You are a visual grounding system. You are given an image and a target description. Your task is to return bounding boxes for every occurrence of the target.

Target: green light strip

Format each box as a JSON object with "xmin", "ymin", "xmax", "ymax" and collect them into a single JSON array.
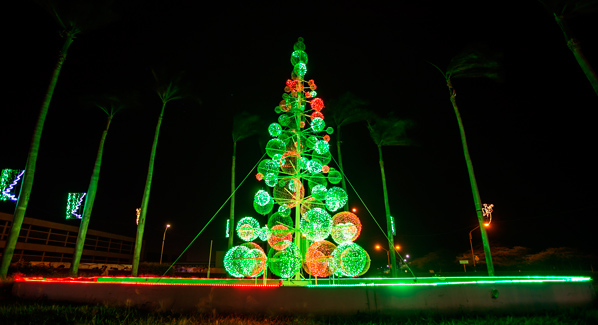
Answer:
[{"xmin": 305, "ymin": 276, "xmax": 592, "ymax": 288}]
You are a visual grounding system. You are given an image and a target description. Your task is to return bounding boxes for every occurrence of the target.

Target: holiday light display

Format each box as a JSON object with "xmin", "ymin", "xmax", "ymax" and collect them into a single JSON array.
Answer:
[
  {"xmin": 66, "ymin": 192, "xmax": 86, "ymax": 219},
  {"xmin": 0, "ymin": 169, "xmax": 24, "ymax": 201},
  {"xmin": 224, "ymin": 38, "xmax": 370, "ymax": 279}
]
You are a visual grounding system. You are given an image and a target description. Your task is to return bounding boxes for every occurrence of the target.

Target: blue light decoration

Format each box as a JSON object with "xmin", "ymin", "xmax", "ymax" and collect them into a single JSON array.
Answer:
[
  {"xmin": 0, "ymin": 169, "xmax": 25, "ymax": 201},
  {"xmin": 66, "ymin": 192, "xmax": 86, "ymax": 219}
]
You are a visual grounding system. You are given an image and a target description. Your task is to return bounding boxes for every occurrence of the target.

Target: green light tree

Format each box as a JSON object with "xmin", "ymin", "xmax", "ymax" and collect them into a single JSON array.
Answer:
[
  {"xmin": 0, "ymin": 1, "xmax": 117, "ymax": 278},
  {"xmin": 367, "ymin": 114, "xmax": 413, "ymax": 278},
  {"xmin": 228, "ymin": 112, "xmax": 262, "ymax": 249},
  {"xmin": 429, "ymin": 48, "xmax": 501, "ymax": 276},
  {"xmin": 326, "ymin": 92, "xmax": 372, "ymax": 207},
  {"xmin": 132, "ymin": 71, "xmax": 184, "ymax": 277},
  {"xmin": 539, "ymin": 0, "xmax": 598, "ymax": 96},
  {"xmin": 223, "ymin": 38, "xmax": 371, "ymax": 280},
  {"xmin": 70, "ymin": 98, "xmax": 123, "ymax": 276}
]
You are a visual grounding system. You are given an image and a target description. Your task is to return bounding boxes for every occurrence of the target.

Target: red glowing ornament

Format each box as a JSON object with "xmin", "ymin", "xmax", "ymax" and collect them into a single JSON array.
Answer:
[
  {"xmin": 310, "ymin": 111, "xmax": 324, "ymax": 121},
  {"xmin": 322, "ymin": 165, "xmax": 330, "ymax": 173},
  {"xmin": 323, "ymin": 135, "xmax": 330, "ymax": 142},
  {"xmin": 305, "ymin": 91, "xmax": 312, "ymax": 98},
  {"xmin": 300, "ymin": 120, "xmax": 306, "ymax": 128},
  {"xmin": 311, "ymin": 98, "xmax": 324, "ymax": 111},
  {"xmin": 256, "ymin": 173, "xmax": 264, "ymax": 181}
]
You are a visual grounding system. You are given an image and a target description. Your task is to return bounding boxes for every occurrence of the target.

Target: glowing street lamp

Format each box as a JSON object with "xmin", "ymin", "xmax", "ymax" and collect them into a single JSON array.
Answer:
[
  {"xmin": 160, "ymin": 224, "xmax": 171, "ymax": 264},
  {"xmin": 469, "ymin": 203, "xmax": 493, "ymax": 269},
  {"xmin": 376, "ymin": 244, "xmax": 401, "ymax": 274}
]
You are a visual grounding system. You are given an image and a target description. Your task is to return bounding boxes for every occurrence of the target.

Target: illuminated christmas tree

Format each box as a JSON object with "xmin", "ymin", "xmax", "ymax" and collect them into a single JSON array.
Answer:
[{"xmin": 224, "ymin": 38, "xmax": 370, "ymax": 280}]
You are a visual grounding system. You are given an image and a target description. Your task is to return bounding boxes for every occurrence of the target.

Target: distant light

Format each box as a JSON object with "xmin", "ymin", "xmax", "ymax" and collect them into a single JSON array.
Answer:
[
  {"xmin": 352, "ymin": 208, "xmax": 357, "ymax": 212},
  {"xmin": 406, "ymin": 254, "xmax": 410, "ymax": 258},
  {"xmin": 395, "ymin": 245, "xmax": 401, "ymax": 251},
  {"xmin": 166, "ymin": 224, "xmax": 171, "ymax": 228},
  {"xmin": 375, "ymin": 245, "xmax": 381, "ymax": 250}
]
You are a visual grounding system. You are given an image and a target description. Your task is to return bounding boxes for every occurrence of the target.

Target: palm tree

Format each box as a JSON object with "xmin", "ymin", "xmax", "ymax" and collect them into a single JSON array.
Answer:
[
  {"xmin": 0, "ymin": 1, "xmax": 117, "ymax": 278},
  {"xmin": 326, "ymin": 92, "xmax": 372, "ymax": 207},
  {"xmin": 228, "ymin": 112, "xmax": 261, "ymax": 249},
  {"xmin": 131, "ymin": 71, "xmax": 185, "ymax": 277},
  {"xmin": 429, "ymin": 48, "xmax": 501, "ymax": 276},
  {"xmin": 367, "ymin": 114, "xmax": 413, "ymax": 278},
  {"xmin": 539, "ymin": 0, "xmax": 598, "ymax": 96},
  {"xmin": 70, "ymin": 98, "xmax": 123, "ymax": 277}
]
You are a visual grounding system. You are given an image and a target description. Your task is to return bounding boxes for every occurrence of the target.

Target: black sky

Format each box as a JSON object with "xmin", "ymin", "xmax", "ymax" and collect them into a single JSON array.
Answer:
[{"xmin": 2, "ymin": 1, "xmax": 597, "ymax": 270}]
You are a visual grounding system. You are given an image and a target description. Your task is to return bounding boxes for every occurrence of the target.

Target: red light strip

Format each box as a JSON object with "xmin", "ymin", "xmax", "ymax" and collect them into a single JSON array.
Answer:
[{"xmin": 15, "ymin": 277, "xmax": 281, "ymax": 287}]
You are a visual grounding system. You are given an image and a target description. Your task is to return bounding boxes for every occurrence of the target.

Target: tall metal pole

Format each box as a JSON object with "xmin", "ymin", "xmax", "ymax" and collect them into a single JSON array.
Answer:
[{"xmin": 160, "ymin": 224, "xmax": 170, "ymax": 264}]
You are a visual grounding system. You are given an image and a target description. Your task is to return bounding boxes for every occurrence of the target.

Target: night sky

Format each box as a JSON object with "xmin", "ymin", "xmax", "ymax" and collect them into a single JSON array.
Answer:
[{"xmin": 2, "ymin": 1, "xmax": 596, "ymax": 270}]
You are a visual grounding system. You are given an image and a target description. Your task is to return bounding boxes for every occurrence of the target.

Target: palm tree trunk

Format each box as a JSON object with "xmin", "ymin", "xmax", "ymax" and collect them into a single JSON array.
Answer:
[
  {"xmin": 448, "ymin": 80, "xmax": 495, "ymax": 276},
  {"xmin": 554, "ymin": 14, "xmax": 598, "ymax": 97},
  {"xmin": 228, "ymin": 141, "xmax": 237, "ymax": 249},
  {"xmin": 132, "ymin": 102, "xmax": 166, "ymax": 276},
  {"xmin": 0, "ymin": 32, "xmax": 75, "ymax": 278},
  {"xmin": 378, "ymin": 145, "xmax": 398, "ymax": 277},
  {"xmin": 336, "ymin": 126, "xmax": 349, "ymax": 210},
  {"xmin": 70, "ymin": 116, "xmax": 112, "ymax": 276}
]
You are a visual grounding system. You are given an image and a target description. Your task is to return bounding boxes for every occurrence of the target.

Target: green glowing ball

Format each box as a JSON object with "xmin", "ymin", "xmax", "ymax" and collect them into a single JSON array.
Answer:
[
  {"xmin": 274, "ymin": 106, "xmax": 282, "ymax": 114},
  {"xmin": 306, "ymin": 135, "xmax": 318, "ymax": 148},
  {"xmin": 224, "ymin": 243, "xmax": 267, "ymax": 278},
  {"xmin": 300, "ymin": 207, "xmax": 332, "ymax": 241},
  {"xmin": 311, "ymin": 117, "xmax": 325, "ymax": 133},
  {"xmin": 268, "ymin": 241, "xmax": 302, "ymax": 278},
  {"xmin": 272, "ymin": 154, "xmax": 284, "ymax": 166},
  {"xmin": 264, "ymin": 173, "xmax": 278, "ymax": 187},
  {"xmin": 332, "ymin": 242, "xmax": 370, "ymax": 277},
  {"xmin": 223, "ymin": 246, "xmax": 247, "ymax": 278},
  {"xmin": 327, "ymin": 168, "xmax": 342, "ymax": 184},
  {"xmin": 311, "ymin": 184, "xmax": 328, "ymax": 201},
  {"xmin": 294, "ymin": 63, "xmax": 307, "ymax": 78},
  {"xmin": 258, "ymin": 226, "xmax": 270, "ymax": 241},
  {"xmin": 236, "ymin": 216, "xmax": 260, "ymax": 241},
  {"xmin": 291, "ymin": 50, "xmax": 308, "ymax": 66},
  {"xmin": 293, "ymin": 37, "xmax": 306, "ymax": 51},
  {"xmin": 269, "ymin": 123, "xmax": 282, "ymax": 137},
  {"xmin": 306, "ymin": 159, "xmax": 323, "ymax": 174},
  {"xmin": 325, "ymin": 187, "xmax": 348, "ymax": 212},
  {"xmin": 326, "ymin": 127, "xmax": 334, "ymax": 134},
  {"xmin": 311, "ymin": 150, "xmax": 332, "ymax": 165},
  {"xmin": 258, "ymin": 159, "xmax": 279, "ymax": 176},
  {"xmin": 266, "ymin": 138, "xmax": 286, "ymax": 158},
  {"xmin": 310, "ymin": 90, "xmax": 318, "ymax": 97},
  {"xmin": 278, "ymin": 114, "xmax": 290, "ymax": 126},
  {"xmin": 254, "ymin": 189, "xmax": 271, "ymax": 206},
  {"xmin": 267, "ymin": 212, "xmax": 293, "ymax": 230},
  {"xmin": 278, "ymin": 205, "xmax": 291, "ymax": 217},
  {"xmin": 331, "ymin": 211, "xmax": 362, "ymax": 244},
  {"xmin": 314, "ymin": 140, "xmax": 329, "ymax": 154},
  {"xmin": 253, "ymin": 196, "xmax": 274, "ymax": 215}
]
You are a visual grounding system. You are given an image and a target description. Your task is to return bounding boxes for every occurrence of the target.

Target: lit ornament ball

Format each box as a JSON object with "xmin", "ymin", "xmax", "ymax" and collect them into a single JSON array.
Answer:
[
  {"xmin": 267, "ymin": 212, "xmax": 293, "ymax": 230},
  {"xmin": 290, "ymin": 50, "xmax": 308, "ymax": 66},
  {"xmin": 264, "ymin": 173, "xmax": 278, "ymax": 187},
  {"xmin": 325, "ymin": 187, "xmax": 348, "ymax": 212},
  {"xmin": 332, "ymin": 242, "xmax": 370, "ymax": 277},
  {"xmin": 311, "ymin": 184, "xmax": 328, "ymax": 200},
  {"xmin": 327, "ymin": 168, "xmax": 342, "ymax": 184},
  {"xmin": 258, "ymin": 226, "xmax": 270, "ymax": 241},
  {"xmin": 306, "ymin": 136, "xmax": 318, "ymax": 148},
  {"xmin": 258, "ymin": 159, "xmax": 279, "ymax": 175},
  {"xmin": 300, "ymin": 207, "xmax": 332, "ymax": 241},
  {"xmin": 280, "ymin": 151, "xmax": 301, "ymax": 175},
  {"xmin": 266, "ymin": 138, "xmax": 286, "ymax": 158},
  {"xmin": 311, "ymin": 98, "xmax": 324, "ymax": 111},
  {"xmin": 253, "ymin": 196, "xmax": 274, "ymax": 215},
  {"xmin": 254, "ymin": 190, "xmax": 271, "ymax": 206},
  {"xmin": 314, "ymin": 140, "xmax": 329, "ymax": 154},
  {"xmin": 223, "ymin": 243, "xmax": 267, "ymax": 278},
  {"xmin": 223, "ymin": 246, "xmax": 247, "ymax": 278},
  {"xmin": 331, "ymin": 211, "xmax": 362, "ymax": 244},
  {"xmin": 300, "ymin": 196, "xmax": 327, "ymax": 216},
  {"xmin": 306, "ymin": 159, "xmax": 323, "ymax": 174},
  {"xmin": 304, "ymin": 240, "xmax": 337, "ymax": 277},
  {"xmin": 236, "ymin": 216, "xmax": 260, "ymax": 241},
  {"xmin": 273, "ymin": 177, "xmax": 304, "ymax": 208},
  {"xmin": 268, "ymin": 241, "xmax": 303, "ymax": 278},
  {"xmin": 293, "ymin": 62, "xmax": 307, "ymax": 78},
  {"xmin": 267, "ymin": 224, "xmax": 293, "ymax": 250},
  {"xmin": 269, "ymin": 123, "xmax": 282, "ymax": 137},
  {"xmin": 311, "ymin": 117, "xmax": 325, "ymax": 133}
]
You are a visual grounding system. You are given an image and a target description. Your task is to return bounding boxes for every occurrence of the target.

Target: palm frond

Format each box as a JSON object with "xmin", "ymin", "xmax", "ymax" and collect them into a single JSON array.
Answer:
[
  {"xmin": 367, "ymin": 114, "xmax": 414, "ymax": 147},
  {"xmin": 232, "ymin": 111, "xmax": 261, "ymax": 142}
]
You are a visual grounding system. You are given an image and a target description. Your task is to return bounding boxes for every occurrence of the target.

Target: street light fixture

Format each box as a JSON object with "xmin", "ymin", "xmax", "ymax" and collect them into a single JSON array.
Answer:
[
  {"xmin": 469, "ymin": 204, "xmax": 493, "ymax": 269},
  {"xmin": 160, "ymin": 224, "xmax": 171, "ymax": 264},
  {"xmin": 375, "ymin": 244, "xmax": 401, "ymax": 274}
]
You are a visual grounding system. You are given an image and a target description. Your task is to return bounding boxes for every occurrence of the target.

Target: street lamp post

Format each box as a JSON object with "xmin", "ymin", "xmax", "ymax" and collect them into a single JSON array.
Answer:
[
  {"xmin": 160, "ymin": 224, "xmax": 170, "ymax": 264},
  {"xmin": 376, "ymin": 244, "xmax": 401, "ymax": 275},
  {"xmin": 469, "ymin": 205, "xmax": 493, "ymax": 270}
]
